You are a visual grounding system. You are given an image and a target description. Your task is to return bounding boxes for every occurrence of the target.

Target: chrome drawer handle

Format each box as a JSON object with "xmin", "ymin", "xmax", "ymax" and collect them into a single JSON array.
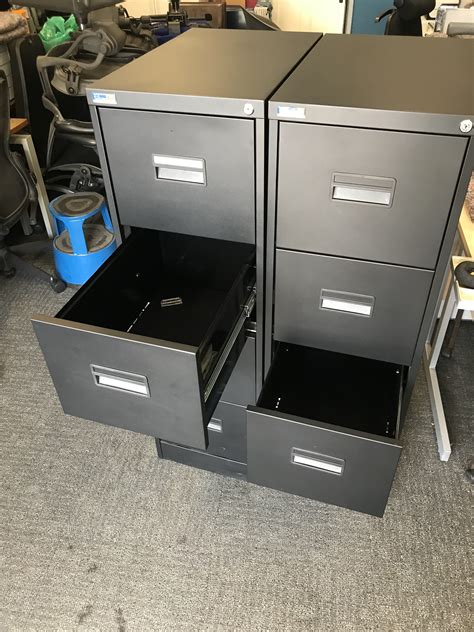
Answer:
[
  {"xmin": 208, "ymin": 418, "xmax": 223, "ymax": 433},
  {"xmin": 331, "ymin": 172, "xmax": 396, "ymax": 207},
  {"xmin": 91, "ymin": 365, "xmax": 150, "ymax": 397},
  {"xmin": 153, "ymin": 154, "xmax": 206, "ymax": 185},
  {"xmin": 291, "ymin": 448, "xmax": 345, "ymax": 476},
  {"xmin": 320, "ymin": 289, "xmax": 374, "ymax": 318}
]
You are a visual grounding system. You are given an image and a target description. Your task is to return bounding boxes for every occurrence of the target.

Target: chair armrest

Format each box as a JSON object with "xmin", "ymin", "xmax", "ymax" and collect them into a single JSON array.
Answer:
[
  {"xmin": 55, "ymin": 119, "xmax": 95, "ymax": 135},
  {"xmin": 375, "ymin": 8, "xmax": 395, "ymax": 23}
]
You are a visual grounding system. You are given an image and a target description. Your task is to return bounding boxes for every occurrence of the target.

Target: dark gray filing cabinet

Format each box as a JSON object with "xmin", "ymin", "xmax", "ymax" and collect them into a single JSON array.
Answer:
[
  {"xmin": 257, "ymin": 34, "xmax": 473, "ymax": 515},
  {"xmin": 32, "ymin": 31, "xmax": 321, "ymax": 456}
]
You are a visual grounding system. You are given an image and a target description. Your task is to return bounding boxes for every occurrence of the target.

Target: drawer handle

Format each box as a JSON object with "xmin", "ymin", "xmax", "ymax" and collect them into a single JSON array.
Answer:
[
  {"xmin": 153, "ymin": 154, "xmax": 206, "ymax": 185},
  {"xmin": 291, "ymin": 448, "xmax": 345, "ymax": 476},
  {"xmin": 320, "ymin": 289, "xmax": 374, "ymax": 318},
  {"xmin": 331, "ymin": 172, "xmax": 396, "ymax": 207},
  {"xmin": 91, "ymin": 365, "xmax": 150, "ymax": 397},
  {"xmin": 208, "ymin": 418, "xmax": 223, "ymax": 433}
]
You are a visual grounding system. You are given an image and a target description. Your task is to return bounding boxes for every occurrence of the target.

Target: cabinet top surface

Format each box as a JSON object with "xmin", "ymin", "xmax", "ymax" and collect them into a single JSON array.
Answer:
[
  {"xmin": 270, "ymin": 34, "xmax": 474, "ymax": 133},
  {"xmin": 87, "ymin": 29, "xmax": 321, "ymax": 117}
]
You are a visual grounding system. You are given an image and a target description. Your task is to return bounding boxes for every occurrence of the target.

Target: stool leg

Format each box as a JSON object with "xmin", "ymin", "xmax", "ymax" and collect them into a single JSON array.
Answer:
[
  {"xmin": 442, "ymin": 309, "xmax": 464, "ymax": 359},
  {"xmin": 67, "ymin": 221, "xmax": 89, "ymax": 255},
  {"xmin": 101, "ymin": 205, "xmax": 114, "ymax": 233},
  {"xmin": 52, "ymin": 216, "xmax": 63, "ymax": 235}
]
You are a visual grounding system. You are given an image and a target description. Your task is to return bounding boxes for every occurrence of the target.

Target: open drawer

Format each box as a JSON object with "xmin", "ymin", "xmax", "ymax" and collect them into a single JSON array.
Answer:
[
  {"xmin": 247, "ymin": 344, "xmax": 403, "ymax": 516},
  {"xmin": 33, "ymin": 229, "xmax": 255, "ymax": 449}
]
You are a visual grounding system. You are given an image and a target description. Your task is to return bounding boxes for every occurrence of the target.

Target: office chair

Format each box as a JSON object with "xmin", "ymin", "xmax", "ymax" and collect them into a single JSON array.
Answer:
[
  {"xmin": 0, "ymin": 70, "xmax": 65, "ymax": 291},
  {"xmin": 226, "ymin": 4, "xmax": 278, "ymax": 30},
  {"xmin": 8, "ymin": 33, "xmax": 102, "ymax": 198},
  {"xmin": 376, "ymin": 0, "xmax": 436, "ymax": 35}
]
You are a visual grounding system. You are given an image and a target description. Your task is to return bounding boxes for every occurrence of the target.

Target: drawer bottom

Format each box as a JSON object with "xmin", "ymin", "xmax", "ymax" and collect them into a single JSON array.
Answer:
[{"xmin": 157, "ymin": 440, "xmax": 247, "ymax": 480}]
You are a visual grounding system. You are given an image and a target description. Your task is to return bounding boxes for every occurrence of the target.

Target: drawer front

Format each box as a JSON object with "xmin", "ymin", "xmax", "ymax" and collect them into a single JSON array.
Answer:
[
  {"xmin": 220, "ymin": 335, "xmax": 256, "ymax": 407},
  {"xmin": 99, "ymin": 108, "xmax": 255, "ymax": 244},
  {"xmin": 247, "ymin": 409, "xmax": 401, "ymax": 517},
  {"xmin": 208, "ymin": 402, "xmax": 247, "ymax": 462},
  {"xmin": 32, "ymin": 317, "xmax": 208, "ymax": 449},
  {"xmin": 274, "ymin": 249, "xmax": 433, "ymax": 365},
  {"xmin": 277, "ymin": 123, "xmax": 467, "ymax": 268}
]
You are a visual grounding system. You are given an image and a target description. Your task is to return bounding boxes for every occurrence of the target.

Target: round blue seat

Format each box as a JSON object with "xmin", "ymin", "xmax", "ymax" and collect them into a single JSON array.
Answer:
[{"xmin": 50, "ymin": 192, "xmax": 117, "ymax": 285}]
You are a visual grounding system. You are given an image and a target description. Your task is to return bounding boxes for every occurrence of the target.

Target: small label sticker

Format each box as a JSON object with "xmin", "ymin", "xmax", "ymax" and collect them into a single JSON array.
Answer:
[
  {"xmin": 277, "ymin": 106, "xmax": 306, "ymax": 120},
  {"xmin": 92, "ymin": 92, "xmax": 117, "ymax": 105}
]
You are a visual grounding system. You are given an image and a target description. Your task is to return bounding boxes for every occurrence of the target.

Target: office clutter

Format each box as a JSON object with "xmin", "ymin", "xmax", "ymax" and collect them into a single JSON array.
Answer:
[
  {"xmin": 32, "ymin": 30, "xmax": 473, "ymax": 517},
  {"xmin": 0, "ymin": 10, "xmax": 27, "ymax": 43},
  {"xmin": 38, "ymin": 13, "xmax": 77, "ymax": 51},
  {"xmin": 0, "ymin": 70, "xmax": 65, "ymax": 291},
  {"xmin": 49, "ymin": 192, "xmax": 116, "ymax": 285}
]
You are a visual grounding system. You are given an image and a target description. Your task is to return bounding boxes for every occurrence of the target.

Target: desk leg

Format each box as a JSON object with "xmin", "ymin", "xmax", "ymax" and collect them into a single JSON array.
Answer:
[
  {"xmin": 424, "ymin": 343, "xmax": 452, "ymax": 462},
  {"xmin": 11, "ymin": 134, "xmax": 55, "ymax": 239},
  {"xmin": 424, "ymin": 283, "xmax": 457, "ymax": 462}
]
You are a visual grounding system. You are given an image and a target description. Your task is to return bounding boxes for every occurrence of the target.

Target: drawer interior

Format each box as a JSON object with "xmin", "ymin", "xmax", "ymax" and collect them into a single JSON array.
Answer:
[
  {"xmin": 59, "ymin": 229, "xmax": 255, "ymax": 380},
  {"xmin": 260, "ymin": 344, "xmax": 403, "ymax": 439}
]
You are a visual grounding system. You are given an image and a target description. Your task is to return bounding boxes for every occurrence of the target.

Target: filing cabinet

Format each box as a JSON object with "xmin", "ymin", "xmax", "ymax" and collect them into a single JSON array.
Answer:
[
  {"xmin": 259, "ymin": 34, "xmax": 473, "ymax": 514},
  {"xmin": 32, "ymin": 31, "xmax": 472, "ymax": 517},
  {"xmin": 32, "ymin": 32, "xmax": 322, "ymax": 460}
]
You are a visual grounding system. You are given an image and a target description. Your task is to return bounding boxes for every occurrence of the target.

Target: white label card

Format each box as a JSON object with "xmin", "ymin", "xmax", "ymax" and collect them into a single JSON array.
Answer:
[
  {"xmin": 277, "ymin": 106, "xmax": 306, "ymax": 119},
  {"xmin": 92, "ymin": 92, "xmax": 117, "ymax": 105}
]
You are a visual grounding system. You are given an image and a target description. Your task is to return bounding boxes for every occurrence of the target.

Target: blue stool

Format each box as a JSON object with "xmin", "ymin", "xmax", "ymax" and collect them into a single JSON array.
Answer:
[{"xmin": 50, "ymin": 193, "xmax": 117, "ymax": 286}]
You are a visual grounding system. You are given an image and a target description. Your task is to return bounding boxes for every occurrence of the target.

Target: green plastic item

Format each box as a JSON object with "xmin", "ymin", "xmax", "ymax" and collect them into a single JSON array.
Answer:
[{"xmin": 39, "ymin": 15, "xmax": 78, "ymax": 52}]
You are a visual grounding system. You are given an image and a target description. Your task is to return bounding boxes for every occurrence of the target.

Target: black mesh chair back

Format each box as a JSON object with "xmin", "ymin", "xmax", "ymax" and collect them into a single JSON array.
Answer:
[
  {"xmin": 9, "ymin": 34, "xmax": 52, "ymax": 167},
  {"xmin": 0, "ymin": 70, "xmax": 29, "ymax": 225},
  {"xmin": 379, "ymin": 0, "xmax": 436, "ymax": 35}
]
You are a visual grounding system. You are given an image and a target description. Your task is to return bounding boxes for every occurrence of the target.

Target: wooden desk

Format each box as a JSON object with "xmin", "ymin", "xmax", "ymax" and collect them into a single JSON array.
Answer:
[
  {"xmin": 458, "ymin": 202, "xmax": 474, "ymax": 258},
  {"xmin": 10, "ymin": 117, "xmax": 28, "ymax": 134}
]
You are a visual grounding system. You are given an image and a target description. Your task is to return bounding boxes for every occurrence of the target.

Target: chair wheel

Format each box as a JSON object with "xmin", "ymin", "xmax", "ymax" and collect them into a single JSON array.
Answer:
[
  {"xmin": 32, "ymin": 223, "xmax": 44, "ymax": 234},
  {"xmin": 50, "ymin": 276, "xmax": 67, "ymax": 293},
  {"xmin": 3, "ymin": 267, "xmax": 16, "ymax": 278}
]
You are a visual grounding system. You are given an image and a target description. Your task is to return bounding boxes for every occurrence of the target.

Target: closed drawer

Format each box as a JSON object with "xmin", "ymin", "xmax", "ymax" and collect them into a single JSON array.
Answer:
[
  {"xmin": 99, "ymin": 108, "xmax": 255, "ymax": 244},
  {"xmin": 277, "ymin": 123, "xmax": 467, "ymax": 268},
  {"xmin": 33, "ymin": 229, "xmax": 255, "ymax": 450},
  {"xmin": 274, "ymin": 249, "xmax": 433, "ymax": 365},
  {"xmin": 247, "ymin": 344, "xmax": 403, "ymax": 516},
  {"xmin": 208, "ymin": 401, "xmax": 247, "ymax": 462}
]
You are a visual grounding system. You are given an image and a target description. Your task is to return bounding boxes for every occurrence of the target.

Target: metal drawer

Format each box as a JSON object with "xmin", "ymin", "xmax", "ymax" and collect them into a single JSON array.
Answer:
[
  {"xmin": 274, "ymin": 249, "xmax": 433, "ymax": 365},
  {"xmin": 32, "ymin": 229, "xmax": 255, "ymax": 450},
  {"xmin": 277, "ymin": 123, "xmax": 467, "ymax": 268},
  {"xmin": 208, "ymin": 401, "xmax": 247, "ymax": 463},
  {"xmin": 247, "ymin": 344, "xmax": 403, "ymax": 516},
  {"xmin": 99, "ymin": 108, "xmax": 255, "ymax": 244}
]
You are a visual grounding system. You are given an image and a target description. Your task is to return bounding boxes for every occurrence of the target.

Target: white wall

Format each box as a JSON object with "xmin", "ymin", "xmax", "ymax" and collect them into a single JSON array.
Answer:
[
  {"xmin": 272, "ymin": 0, "xmax": 346, "ymax": 33},
  {"xmin": 123, "ymin": 0, "xmax": 168, "ymax": 16}
]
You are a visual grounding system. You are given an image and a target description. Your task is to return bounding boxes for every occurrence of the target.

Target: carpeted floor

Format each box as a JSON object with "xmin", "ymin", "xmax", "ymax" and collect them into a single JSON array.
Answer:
[{"xmin": 0, "ymin": 260, "xmax": 472, "ymax": 632}]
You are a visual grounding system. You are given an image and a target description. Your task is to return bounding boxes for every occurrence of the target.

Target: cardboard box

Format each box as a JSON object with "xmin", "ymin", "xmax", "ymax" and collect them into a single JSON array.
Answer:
[{"xmin": 183, "ymin": 2, "xmax": 226, "ymax": 28}]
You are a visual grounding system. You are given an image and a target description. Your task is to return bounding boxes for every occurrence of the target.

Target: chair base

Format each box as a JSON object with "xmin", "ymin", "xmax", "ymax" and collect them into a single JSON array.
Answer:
[{"xmin": 0, "ymin": 239, "xmax": 67, "ymax": 293}]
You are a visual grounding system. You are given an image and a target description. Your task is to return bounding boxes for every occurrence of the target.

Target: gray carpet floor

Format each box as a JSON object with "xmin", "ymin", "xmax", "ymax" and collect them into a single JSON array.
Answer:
[{"xmin": 1, "ymin": 261, "xmax": 473, "ymax": 631}]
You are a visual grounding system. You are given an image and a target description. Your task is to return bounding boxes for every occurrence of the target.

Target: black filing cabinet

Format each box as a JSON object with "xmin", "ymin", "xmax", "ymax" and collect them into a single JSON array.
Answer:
[
  {"xmin": 256, "ymin": 34, "xmax": 473, "ymax": 515},
  {"xmin": 32, "ymin": 31, "xmax": 321, "ymax": 454},
  {"xmin": 32, "ymin": 32, "xmax": 472, "ymax": 517}
]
